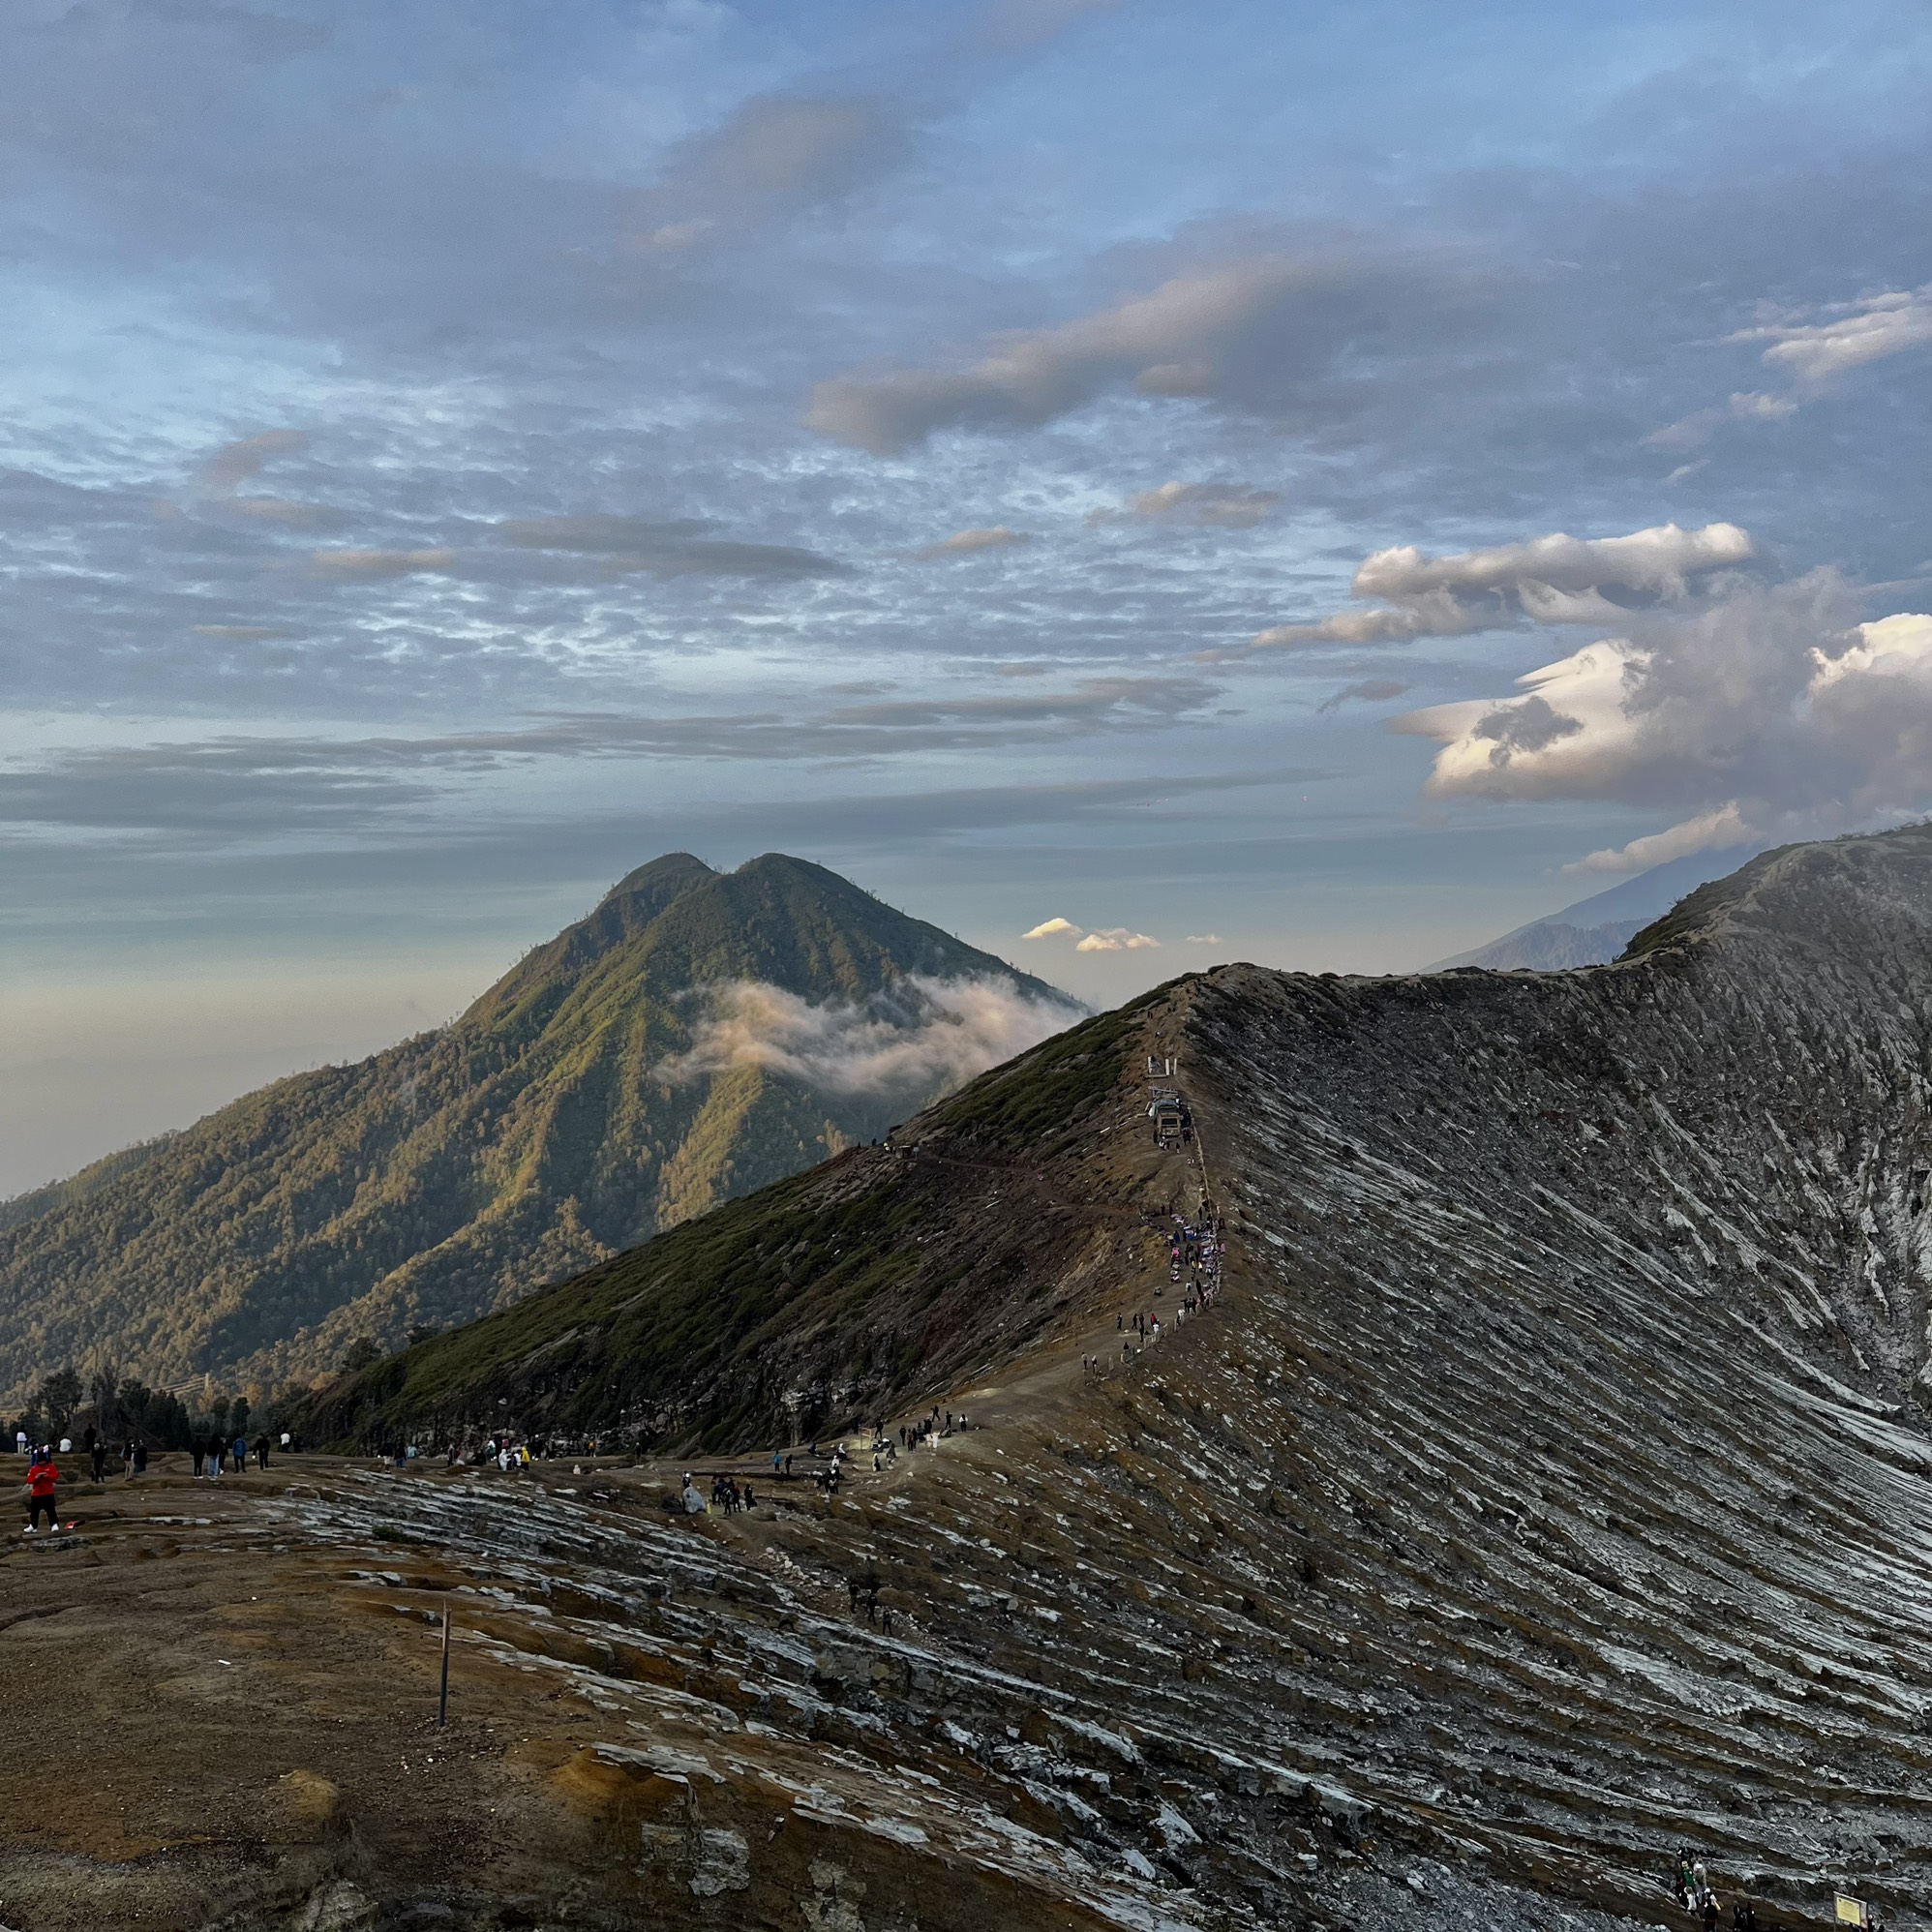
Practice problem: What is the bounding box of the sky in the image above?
[2,0,1929,1193]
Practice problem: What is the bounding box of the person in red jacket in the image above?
[23,1449,58,1533]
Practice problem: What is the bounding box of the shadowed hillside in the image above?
[0,853,1073,1403]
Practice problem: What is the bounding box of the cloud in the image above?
[918,526,1032,558]
[1022,916,1082,939]
[1184,933,1221,944]
[806,245,1471,453]
[1074,927,1160,951]
[1092,481,1282,529]
[498,517,847,581]
[200,430,305,495]
[1393,571,1932,853]
[1731,285,1932,386]
[307,547,457,579]
[1647,287,1932,448]
[1254,522,1755,649]
[625,94,905,256]
[0,685,1236,842]
[974,0,1123,53]
[1565,803,1753,876]
[225,498,347,529]
[1317,679,1410,712]
[658,975,1083,1097]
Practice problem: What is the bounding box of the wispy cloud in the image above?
[1253,523,1754,649]
[1074,926,1159,951]
[307,547,457,579]
[1649,285,1932,448]
[807,243,1474,453]
[917,526,1032,558]
[1317,679,1409,712]
[1090,481,1281,528]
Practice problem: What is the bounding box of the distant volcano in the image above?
[0,853,1075,1401]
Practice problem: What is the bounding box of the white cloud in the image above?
[1022,916,1082,939]
[1565,803,1753,875]
[919,526,1032,557]
[1648,287,1932,448]
[1732,286,1932,386]
[1393,573,1932,851]
[1093,481,1282,529]
[658,975,1081,1096]
[1255,522,1754,649]
[1184,932,1222,944]
[1074,927,1160,951]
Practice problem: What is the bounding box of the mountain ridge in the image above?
[285,824,1932,1929]
[1431,848,1761,970]
[0,853,1074,1404]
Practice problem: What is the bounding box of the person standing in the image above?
[232,1431,249,1475]
[191,1434,206,1480]
[23,1449,58,1533]
[90,1433,106,1482]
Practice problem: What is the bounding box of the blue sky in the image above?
[2,0,1928,1191]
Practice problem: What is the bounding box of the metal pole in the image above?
[438,1606,451,1729]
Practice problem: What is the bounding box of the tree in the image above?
[34,1367,83,1440]
[341,1338,382,1374]
[89,1360,120,1425]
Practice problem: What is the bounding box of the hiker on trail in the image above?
[256,1434,270,1470]
[22,1448,58,1533]
[1732,1902,1756,1932]
[191,1435,206,1480]
[90,1434,106,1482]
[232,1433,249,1474]
[133,1438,147,1475]
[1702,1892,1719,1932]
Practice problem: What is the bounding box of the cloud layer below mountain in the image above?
[659,976,1084,1099]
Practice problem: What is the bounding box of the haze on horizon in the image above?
[1,0,1928,1196]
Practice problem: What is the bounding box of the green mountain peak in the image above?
[0,855,1074,1405]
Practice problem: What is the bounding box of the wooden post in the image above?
[438,1605,452,1729]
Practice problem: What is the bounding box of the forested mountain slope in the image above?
[301,828,1932,1929]
[0,853,1071,1403]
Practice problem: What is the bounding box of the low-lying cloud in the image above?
[1255,522,1754,648]
[1074,927,1160,951]
[658,975,1083,1098]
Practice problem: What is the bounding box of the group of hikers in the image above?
[1084,1205,1227,1377]
[1672,1853,1756,1932]
[190,1431,276,1477]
